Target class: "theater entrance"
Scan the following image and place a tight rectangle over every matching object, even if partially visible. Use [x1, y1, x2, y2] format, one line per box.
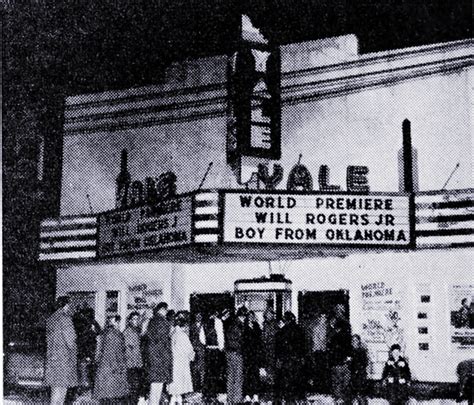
[298, 289, 350, 394]
[189, 292, 234, 322]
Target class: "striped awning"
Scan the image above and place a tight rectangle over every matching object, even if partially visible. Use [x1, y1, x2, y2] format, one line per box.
[415, 189, 474, 248]
[39, 216, 97, 261]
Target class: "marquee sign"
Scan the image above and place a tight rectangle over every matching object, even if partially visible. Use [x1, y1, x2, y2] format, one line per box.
[97, 195, 193, 257]
[223, 191, 412, 247]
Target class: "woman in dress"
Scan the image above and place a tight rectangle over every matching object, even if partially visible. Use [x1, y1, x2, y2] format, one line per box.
[168, 311, 195, 404]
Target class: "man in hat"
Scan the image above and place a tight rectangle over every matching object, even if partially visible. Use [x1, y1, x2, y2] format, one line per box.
[225, 306, 248, 403]
[44, 296, 78, 405]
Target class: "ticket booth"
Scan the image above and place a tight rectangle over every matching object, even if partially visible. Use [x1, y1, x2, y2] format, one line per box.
[234, 274, 292, 324]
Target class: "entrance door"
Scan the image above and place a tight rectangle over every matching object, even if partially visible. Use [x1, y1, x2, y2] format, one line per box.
[298, 290, 350, 394]
[68, 291, 97, 315]
[189, 292, 234, 322]
[189, 293, 233, 394]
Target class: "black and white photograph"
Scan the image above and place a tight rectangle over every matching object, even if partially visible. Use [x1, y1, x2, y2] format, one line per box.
[3, 1, 473, 404]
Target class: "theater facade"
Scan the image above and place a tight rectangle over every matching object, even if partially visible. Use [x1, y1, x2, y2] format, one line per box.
[39, 23, 473, 385]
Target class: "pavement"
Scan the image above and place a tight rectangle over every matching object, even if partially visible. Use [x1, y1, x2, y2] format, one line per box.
[4, 391, 470, 404]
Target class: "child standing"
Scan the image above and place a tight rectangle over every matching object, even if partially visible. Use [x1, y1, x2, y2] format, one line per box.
[382, 344, 411, 405]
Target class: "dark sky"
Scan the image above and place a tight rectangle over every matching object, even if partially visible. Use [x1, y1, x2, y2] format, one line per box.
[3, 0, 471, 95]
[2, 0, 471, 335]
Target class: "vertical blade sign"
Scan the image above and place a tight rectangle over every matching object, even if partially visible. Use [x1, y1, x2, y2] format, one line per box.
[227, 15, 281, 163]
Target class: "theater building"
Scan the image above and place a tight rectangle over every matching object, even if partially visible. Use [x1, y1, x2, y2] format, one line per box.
[39, 19, 472, 386]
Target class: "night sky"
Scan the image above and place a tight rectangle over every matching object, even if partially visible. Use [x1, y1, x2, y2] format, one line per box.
[4, 0, 471, 94]
[2, 0, 471, 338]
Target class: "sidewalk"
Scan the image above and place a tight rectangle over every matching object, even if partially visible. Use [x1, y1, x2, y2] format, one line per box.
[4, 392, 470, 405]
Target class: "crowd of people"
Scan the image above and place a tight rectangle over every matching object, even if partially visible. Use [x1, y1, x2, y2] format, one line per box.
[44, 296, 413, 405]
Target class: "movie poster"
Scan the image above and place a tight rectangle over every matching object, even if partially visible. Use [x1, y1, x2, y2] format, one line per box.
[360, 281, 405, 377]
[128, 282, 163, 318]
[450, 284, 474, 350]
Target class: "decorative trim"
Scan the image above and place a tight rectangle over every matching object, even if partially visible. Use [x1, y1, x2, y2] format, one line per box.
[282, 56, 472, 105]
[192, 191, 220, 243]
[63, 40, 473, 135]
[415, 189, 474, 248]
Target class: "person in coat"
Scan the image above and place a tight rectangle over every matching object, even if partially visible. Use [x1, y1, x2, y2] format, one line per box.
[262, 308, 278, 396]
[243, 311, 264, 403]
[200, 310, 225, 402]
[73, 306, 101, 391]
[382, 344, 411, 405]
[124, 312, 143, 405]
[225, 306, 248, 404]
[139, 309, 153, 400]
[94, 315, 129, 404]
[275, 311, 308, 403]
[327, 305, 352, 405]
[189, 312, 206, 392]
[146, 302, 173, 405]
[44, 296, 78, 405]
[350, 334, 369, 405]
[456, 359, 473, 403]
[168, 312, 196, 404]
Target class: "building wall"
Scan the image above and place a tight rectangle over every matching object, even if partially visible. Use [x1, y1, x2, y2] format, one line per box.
[285, 249, 473, 383]
[280, 69, 472, 193]
[55, 35, 473, 383]
[59, 37, 472, 216]
[60, 116, 233, 215]
[57, 247, 472, 382]
[56, 261, 176, 329]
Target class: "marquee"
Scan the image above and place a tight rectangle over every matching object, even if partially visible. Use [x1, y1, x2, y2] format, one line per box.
[222, 190, 413, 248]
[39, 188, 473, 262]
[97, 195, 193, 257]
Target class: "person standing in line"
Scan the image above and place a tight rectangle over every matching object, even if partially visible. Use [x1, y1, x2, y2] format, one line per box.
[139, 308, 153, 401]
[200, 310, 225, 403]
[167, 309, 176, 324]
[44, 296, 78, 405]
[382, 344, 411, 405]
[304, 312, 329, 394]
[124, 312, 143, 405]
[225, 306, 248, 404]
[243, 311, 264, 403]
[220, 309, 233, 334]
[74, 306, 102, 392]
[350, 334, 369, 405]
[262, 308, 278, 399]
[94, 315, 129, 404]
[168, 312, 196, 404]
[189, 312, 206, 392]
[147, 302, 173, 405]
[327, 305, 352, 405]
[275, 311, 308, 403]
